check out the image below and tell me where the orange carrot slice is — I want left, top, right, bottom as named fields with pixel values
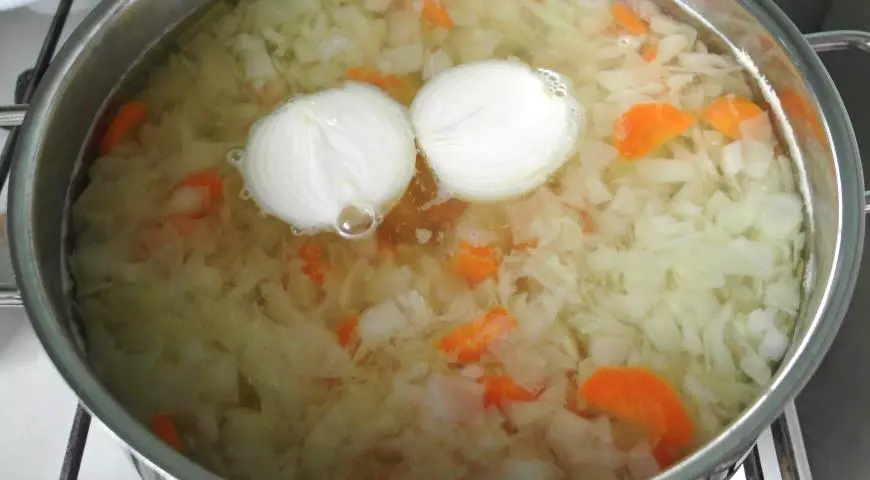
left=453, top=241, right=501, bottom=286
left=302, top=262, right=328, bottom=286
left=577, top=208, right=596, bottom=232
left=345, top=67, right=402, bottom=91
left=701, top=95, right=764, bottom=139
left=422, top=0, right=454, bottom=30
left=641, top=43, right=657, bottom=62
left=479, top=375, right=540, bottom=408
left=99, top=101, right=148, bottom=155
left=169, top=170, right=224, bottom=219
left=579, top=367, right=694, bottom=468
left=611, top=3, right=648, bottom=36
left=613, top=103, right=695, bottom=160
left=298, top=242, right=324, bottom=263
left=336, top=315, right=359, bottom=349
left=136, top=202, right=213, bottom=260
left=436, top=307, right=516, bottom=363
left=513, top=240, right=538, bottom=252
left=150, top=413, right=182, bottom=450
left=299, top=242, right=329, bottom=286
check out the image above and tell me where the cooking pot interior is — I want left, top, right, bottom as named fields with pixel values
left=11, top=0, right=862, bottom=478
left=35, top=0, right=218, bottom=347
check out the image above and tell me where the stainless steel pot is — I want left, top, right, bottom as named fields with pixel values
left=1, top=0, right=868, bottom=479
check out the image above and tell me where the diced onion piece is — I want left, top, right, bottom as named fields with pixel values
left=358, top=299, right=406, bottom=344
left=760, top=327, right=790, bottom=361
left=423, top=48, right=453, bottom=81
left=424, top=373, right=486, bottom=423
left=588, top=336, right=633, bottom=366
left=484, top=459, right=564, bottom=480
left=546, top=409, right=599, bottom=464
left=363, top=0, right=391, bottom=12
left=740, top=353, right=772, bottom=385
left=627, top=443, right=661, bottom=478
left=234, top=33, right=278, bottom=86
left=506, top=401, right=558, bottom=428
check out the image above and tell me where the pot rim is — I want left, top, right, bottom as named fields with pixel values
left=7, top=0, right=865, bottom=479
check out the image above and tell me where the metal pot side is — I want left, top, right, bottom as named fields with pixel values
left=5, top=0, right=868, bottom=479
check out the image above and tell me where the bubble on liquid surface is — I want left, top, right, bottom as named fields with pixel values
left=334, top=204, right=379, bottom=240
left=291, top=225, right=318, bottom=236
left=617, top=34, right=643, bottom=49
left=536, top=68, right=573, bottom=100
left=227, top=149, right=245, bottom=166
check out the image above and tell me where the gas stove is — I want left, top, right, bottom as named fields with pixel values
left=0, top=0, right=866, bottom=479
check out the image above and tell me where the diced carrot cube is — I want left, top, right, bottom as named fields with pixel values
left=336, top=315, right=359, bottom=349
left=453, top=241, right=501, bottom=286
left=613, top=103, right=695, bottom=160
left=150, top=413, right=183, bottom=451
left=99, top=101, right=148, bottom=155
left=701, top=95, right=764, bottom=139
left=479, top=375, right=540, bottom=408
left=611, top=3, right=648, bottom=36
left=579, top=367, right=695, bottom=468
left=422, top=0, right=454, bottom=30
left=299, top=241, right=329, bottom=286
left=436, top=307, right=517, bottom=363
left=170, top=170, right=224, bottom=219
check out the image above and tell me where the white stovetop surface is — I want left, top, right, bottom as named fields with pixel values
left=0, top=3, right=139, bottom=479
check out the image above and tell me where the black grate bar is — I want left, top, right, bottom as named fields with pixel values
left=22, top=0, right=75, bottom=101
left=0, top=0, right=94, bottom=478
left=59, top=404, right=92, bottom=480
left=0, top=0, right=76, bottom=189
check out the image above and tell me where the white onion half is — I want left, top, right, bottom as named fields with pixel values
left=238, top=82, right=417, bottom=233
left=411, top=59, right=584, bottom=202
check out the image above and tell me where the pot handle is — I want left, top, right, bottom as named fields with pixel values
left=805, top=30, right=870, bottom=53
left=804, top=30, right=870, bottom=214
left=0, top=221, right=22, bottom=307
left=0, top=287, right=23, bottom=307
left=0, top=104, right=27, bottom=128
left=0, top=103, right=26, bottom=307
